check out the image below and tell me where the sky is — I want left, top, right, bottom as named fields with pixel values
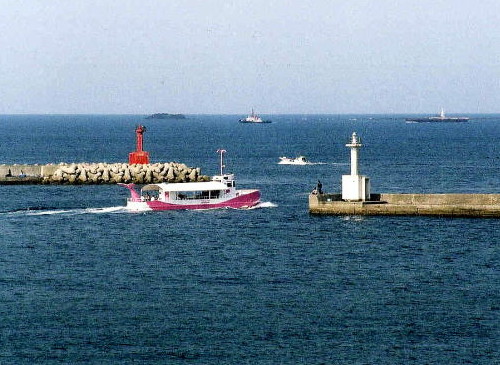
left=0, top=0, right=499, bottom=114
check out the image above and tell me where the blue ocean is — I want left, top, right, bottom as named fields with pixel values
left=1, top=114, right=499, bottom=364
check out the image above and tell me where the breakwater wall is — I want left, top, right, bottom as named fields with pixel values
left=0, top=163, right=209, bottom=185
left=309, top=193, right=500, bottom=217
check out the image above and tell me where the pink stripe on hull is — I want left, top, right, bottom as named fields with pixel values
left=146, top=190, right=261, bottom=211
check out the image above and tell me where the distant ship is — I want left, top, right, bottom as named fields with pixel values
left=405, top=108, right=469, bottom=123
left=146, top=113, right=186, bottom=120
left=239, top=109, right=271, bottom=123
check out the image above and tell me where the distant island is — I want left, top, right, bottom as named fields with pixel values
left=145, top=113, right=186, bottom=120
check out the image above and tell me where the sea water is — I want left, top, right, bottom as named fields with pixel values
left=0, top=114, right=499, bottom=364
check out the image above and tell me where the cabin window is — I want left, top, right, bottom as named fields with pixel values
left=174, top=190, right=222, bottom=200
left=142, top=191, right=159, bottom=201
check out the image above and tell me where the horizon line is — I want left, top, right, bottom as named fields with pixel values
left=1, top=112, right=498, bottom=116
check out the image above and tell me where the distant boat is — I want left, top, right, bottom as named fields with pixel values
left=278, top=156, right=310, bottom=165
left=239, top=109, right=271, bottom=123
left=405, top=108, right=469, bottom=123
left=146, top=113, right=186, bottom=120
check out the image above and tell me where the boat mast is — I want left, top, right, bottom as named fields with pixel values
left=217, top=149, right=226, bottom=175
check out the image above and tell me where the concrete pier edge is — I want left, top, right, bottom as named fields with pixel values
left=309, top=193, right=500, bottom=218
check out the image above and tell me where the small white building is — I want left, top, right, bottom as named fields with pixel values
left=342, top=132, right=371, bottom=201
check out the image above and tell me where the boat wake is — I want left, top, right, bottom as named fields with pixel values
left=278, top=161, right=349, bottom=165
left=280, top=162, right=327, bottom=165
left=252, top=201, right=278, bottom=209
left=2, top=202, right=277, bottom=216
left=2, top=206, right=127, bottom=216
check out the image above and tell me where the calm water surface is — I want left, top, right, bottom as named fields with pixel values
left=0, top=114, right=499, bottom=364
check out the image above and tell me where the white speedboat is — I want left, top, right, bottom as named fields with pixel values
left=278, top=156, right=309, bottom=165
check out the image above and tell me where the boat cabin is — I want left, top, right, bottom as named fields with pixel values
left=212, top=173, right=236, bottom=188
left=139, top=174, right=237, bottom=202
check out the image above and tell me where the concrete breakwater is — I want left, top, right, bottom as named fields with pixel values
left=309, top=193, right=500, bottom=218
left=0, top=162, right=209, bottom=185
left=309, top=132, right=500, bottom=218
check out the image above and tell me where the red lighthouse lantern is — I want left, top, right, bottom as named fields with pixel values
left=128, top=125, right=150, bottom=164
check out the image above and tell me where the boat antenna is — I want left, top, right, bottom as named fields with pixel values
left=216, top=149, right=226, bottom=175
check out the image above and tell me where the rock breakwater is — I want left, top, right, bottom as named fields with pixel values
left=0, top=162, right=209, bottom=185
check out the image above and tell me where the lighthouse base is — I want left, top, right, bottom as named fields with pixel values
left=129, top=151, right=150, bottom=164
left=342, top=175, right=370, bottom=201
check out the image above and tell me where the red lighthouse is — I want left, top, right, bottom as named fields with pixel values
left=128, top=125, right=150, bottom=164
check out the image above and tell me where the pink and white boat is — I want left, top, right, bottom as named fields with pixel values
left=119, top=150, right=261, bottom=211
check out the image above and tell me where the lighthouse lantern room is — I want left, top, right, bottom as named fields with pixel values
left=342, top=132, right=371, bottom=201
left=128, top=125, right=150, bottom=164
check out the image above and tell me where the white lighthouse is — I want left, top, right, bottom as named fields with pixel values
left=342, top=132, right=371, bottom=201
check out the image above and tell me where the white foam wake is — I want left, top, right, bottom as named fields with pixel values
left=3, top=203, right=277, bottom=216
left=26, top=209, right=70, bottom=216
left=18, top=206, right=127, bottom=216
left=84, top=206, right=126, bottom=214
left=252, top=201, right=278, bottom=209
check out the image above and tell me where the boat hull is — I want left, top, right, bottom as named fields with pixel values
left=239, top=120, right=272, bottom=123
left=126, top=189, right=261, bottom=211
left=278, top=161, right=308, bottom=165
left=406, top=109, right=469, bottom=123
left=405, top=118, right=469, bottom=123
